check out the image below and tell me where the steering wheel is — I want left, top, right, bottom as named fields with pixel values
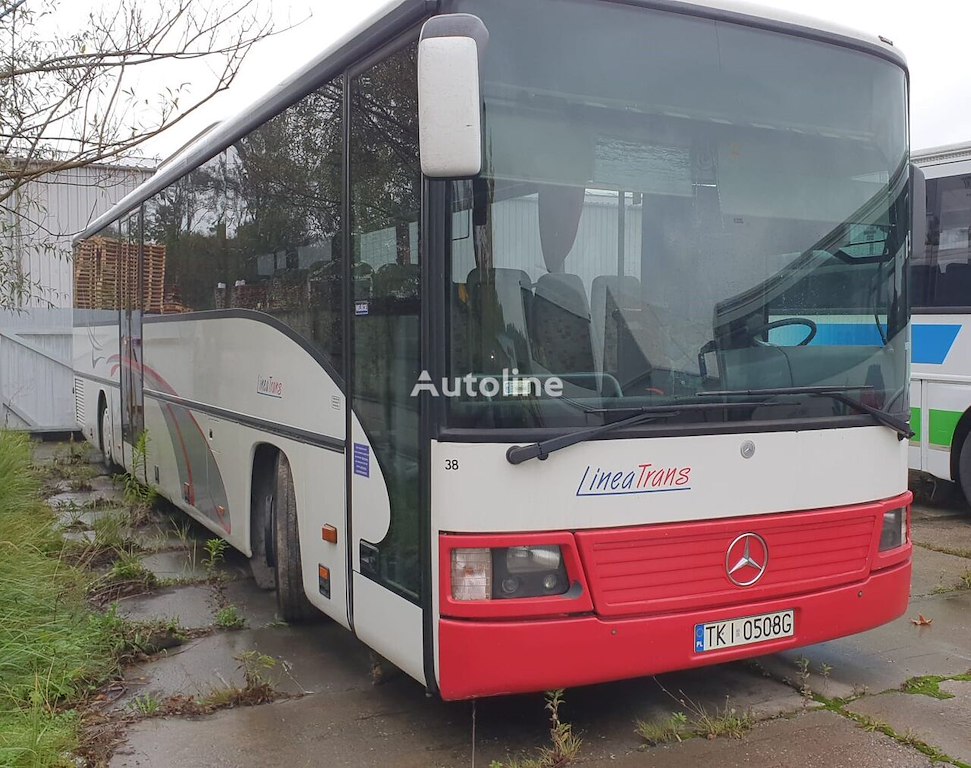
left=750, top=317, right=817, bottom=346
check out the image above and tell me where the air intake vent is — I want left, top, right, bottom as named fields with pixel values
left=73, top=377, right=85, bottom=426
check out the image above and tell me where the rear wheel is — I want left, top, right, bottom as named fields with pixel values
left=272, top=453, right=317, bottom=622
left=99, top=402, right=118, bottom=472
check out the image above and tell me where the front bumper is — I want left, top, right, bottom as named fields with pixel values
left=438, top=557, right=911, bottom=700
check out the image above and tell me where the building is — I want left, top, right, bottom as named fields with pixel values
left=0, top=161, right=153, bottom=431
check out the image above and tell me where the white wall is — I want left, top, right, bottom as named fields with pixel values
left=0, top=163, right=153, bottom=430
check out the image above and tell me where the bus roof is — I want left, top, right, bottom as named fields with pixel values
left=913, top=142, right=971, bottom=167
left=76, top=0, right=906, bottom=243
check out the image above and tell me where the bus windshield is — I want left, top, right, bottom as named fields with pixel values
left=444, top=0, right=909, bottom=432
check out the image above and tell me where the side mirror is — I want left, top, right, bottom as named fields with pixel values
left=418, top=14, right=489, bottom=178
left=910, top=163, right=926, bottom=260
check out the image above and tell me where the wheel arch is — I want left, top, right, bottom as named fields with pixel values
left=948, top=406, right=971, bottom=482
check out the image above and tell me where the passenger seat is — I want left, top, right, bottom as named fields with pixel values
left=529, top=272, right=595, bottom=373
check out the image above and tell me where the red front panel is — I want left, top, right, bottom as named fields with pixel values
left=437, top=492, right=912, bottom=700
left=439, top=560, right=910, bottom=700
left=574, top=500, right=902, bottom=617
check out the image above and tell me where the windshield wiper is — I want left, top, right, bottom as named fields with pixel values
left=697, top=385, right=913, bottom=440
left=505, top=402, right=765, bottom=465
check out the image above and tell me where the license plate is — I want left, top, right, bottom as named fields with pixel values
left=694, top=609, right=794, bottom=652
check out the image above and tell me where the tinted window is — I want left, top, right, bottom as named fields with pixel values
left=913, top=174, right=971, bottom=309
left=350, top=42, right=421, bottom=599
left=142, top=78, right=345, bottom=366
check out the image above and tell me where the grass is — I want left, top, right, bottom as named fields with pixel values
left=635, top=693, right=754, bottom=746
left=215, top=605, right=246, bottom=630
left=0, top=431, right=119, bottom=766
left=901, top=672, right=971, bottom=700
left=490, top=690, right=581, bottom=768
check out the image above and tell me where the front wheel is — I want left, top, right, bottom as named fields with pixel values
left=957, top=432, right=971, bottom=511
left=272, top=453, right=317, bottom=622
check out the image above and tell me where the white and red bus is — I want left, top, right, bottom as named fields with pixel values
left=73, top=0, right=917, bottom=700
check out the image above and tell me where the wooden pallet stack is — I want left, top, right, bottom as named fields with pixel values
left=73, top=236, right=166, bottom=313
left=142, top=243, right=167, bottom=314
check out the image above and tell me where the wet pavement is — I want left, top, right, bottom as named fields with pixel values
left=32, top=441, right=971, bottom=768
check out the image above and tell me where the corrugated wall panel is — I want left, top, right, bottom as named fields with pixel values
left=1, top=164, right=152, bottom=429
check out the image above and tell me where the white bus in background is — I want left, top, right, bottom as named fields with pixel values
left=910, top=142, right=971, bottom=504
left=74, top=0, right=917, bottom=700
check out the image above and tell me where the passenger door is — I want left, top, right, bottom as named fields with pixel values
left=347, top=39, right=426, bottom=683
left=119, top=211, right=145, bottom=471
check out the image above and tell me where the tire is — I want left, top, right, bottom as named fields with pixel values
left=99, top=403, right=118, bottom=472
left=272, top=453, right=317, bottom=623
left=249, top=470, right=276, bottom=591
left=957, top=432, right=971, bottom=510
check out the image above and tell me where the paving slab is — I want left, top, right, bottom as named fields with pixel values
left=113, top=585, right=217, bottom=628
left=607, top=709, right=940, bottom=768
left=53, top=503, right=130, bottom=531
left=138, top=550, right=210, bottom=582
left=756, top=590, right=971, bottom=700
left=221, top=579, right=280, bottom=628
left=848, top=681, right=971, bottom=766
left=48, top=488, right=125, bottom=508
left=110, top=692, right=929, bottom=768
left=113, top=621, right=375, bottom=711
left=911, top=546, right=971, bottom=597
left=913, top=517, right=971, bottom=560
left=110, top=648, right=804, bottom=765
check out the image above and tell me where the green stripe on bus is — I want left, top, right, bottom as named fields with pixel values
left=910, top=407, right=921, bottom=442
left=928, top=409, right=962, bottom=448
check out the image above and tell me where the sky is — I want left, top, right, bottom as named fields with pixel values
left=145, top=0, right=970, bottom=160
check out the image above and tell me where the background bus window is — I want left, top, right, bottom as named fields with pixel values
left=914, top=175, right=971, bottom=309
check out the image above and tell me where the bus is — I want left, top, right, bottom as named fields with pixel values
left=910, top=142, right=971, bottom=506
left=73, top=0, right=917, bottom=700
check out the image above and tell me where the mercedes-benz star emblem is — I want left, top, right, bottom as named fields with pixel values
left=725, top=532, right=768, bottom=587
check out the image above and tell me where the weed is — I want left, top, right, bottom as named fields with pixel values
left=130, top=694, right=162, bottom=716
left=122, top=430, right=158, bottom=509
left=204, top=537, right=228, bottom=578
left=100, top=609, right=186, bottom=661
left=92, top=508, right=132, bottom=552
left=961, top=571, right=971, bottom=590
left=216, top=605, right=246, bottom=630
left=635, top=711, right=689, bottom=745
left=794, top=655, right=812, bottom=696
left=692, top=700, right=752, bottom=740
left=88, top=553, right=158, bottom=603
left=491, top=690, right=581, bottom=768
left=636, top=686, right=754, bottom=747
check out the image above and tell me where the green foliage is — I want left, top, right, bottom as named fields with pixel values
left=0, top=431, right=119, bottom=765
left=122, top=431, right=157, bottom=509
left=490, top=690, right=581, bottom=768
left=635, top=695, right=753, bottom=746
left=204, top=537, right=228, bottom=578
left=129, top=694, right=161, bottom=716
left=635, top=712, right=689, bottom=745
left=215, top=605, right=245, bottom=630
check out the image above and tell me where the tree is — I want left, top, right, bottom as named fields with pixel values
left=0, top=0, right=280, bottom=309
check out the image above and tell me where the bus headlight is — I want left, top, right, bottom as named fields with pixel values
left=878, top=508, right=907, bottom=551
left=450, top=545, right=568, bottom=600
